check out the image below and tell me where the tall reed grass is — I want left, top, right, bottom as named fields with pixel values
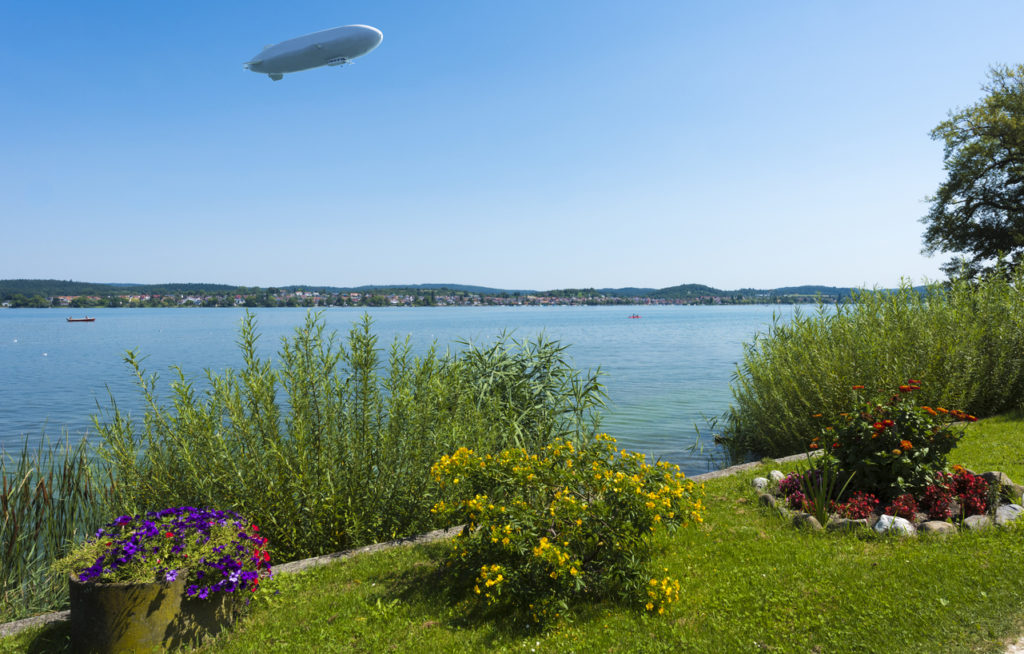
left=94, top=312, right=605, bottom=562
left=0, top=436, right=111, bottom=622
left=720, top=270, right=1024, bottom=461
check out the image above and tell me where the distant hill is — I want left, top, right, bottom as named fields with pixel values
left=0, top=280, right=241, bottom=297
left=0, top=279, right=919, bottom=303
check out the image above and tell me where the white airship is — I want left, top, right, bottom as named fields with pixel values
left=244, top=24, right=382, bottom=81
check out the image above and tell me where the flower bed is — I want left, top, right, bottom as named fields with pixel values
left=751, top=381, right=1024, bottom=535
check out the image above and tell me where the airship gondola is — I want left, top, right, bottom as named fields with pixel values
left=244, top=24, right=382, bottom=81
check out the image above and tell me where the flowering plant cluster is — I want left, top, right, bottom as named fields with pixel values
left=811, top=380, right=973, bottom=501
left=883, top=493, right=919, bottom=521
left=54, top=507, right=272, bottom=599
left=430, top=434, right=704, bottom=623
left=947, top=467, right=989, bottom=516
left=834, top=491, right=879, bottom=520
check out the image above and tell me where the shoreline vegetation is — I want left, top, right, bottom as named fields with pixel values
left=0, top=279, right=871, bottom=309
left=3, top=272, right=1024, bottom=651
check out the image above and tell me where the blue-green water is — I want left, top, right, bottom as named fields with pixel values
left=0, top=305, right=793, bottom=475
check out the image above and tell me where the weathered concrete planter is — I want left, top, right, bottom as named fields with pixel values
left=69, top=575, right=235, bottom=653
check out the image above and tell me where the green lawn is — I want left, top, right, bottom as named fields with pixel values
left=5, top=413, right=1024, bottom=653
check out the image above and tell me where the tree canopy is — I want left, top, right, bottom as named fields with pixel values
left=921, top=64, right=1024, bottom=279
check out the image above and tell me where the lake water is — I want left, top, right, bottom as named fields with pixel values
left=0, top=306, right=794, bottom=476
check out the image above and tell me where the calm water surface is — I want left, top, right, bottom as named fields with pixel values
left=0, top=306, right=793, bottom=475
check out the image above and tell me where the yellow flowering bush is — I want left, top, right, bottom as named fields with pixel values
left=430, top=434, right=704, bottom=623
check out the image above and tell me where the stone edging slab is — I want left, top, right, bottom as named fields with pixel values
left=0, top=454, right=800, bottom=639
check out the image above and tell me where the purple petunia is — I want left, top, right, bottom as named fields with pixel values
left=73, top=506, right=272, bottom=598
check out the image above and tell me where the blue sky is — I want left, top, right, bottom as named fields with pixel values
left=3, top=2, right=1023, bottom=290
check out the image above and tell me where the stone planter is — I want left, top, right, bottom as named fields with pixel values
left=69, top=575, right=235, bottom=653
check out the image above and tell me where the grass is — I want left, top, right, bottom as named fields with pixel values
left=5, top=414, right=1024, bottom=653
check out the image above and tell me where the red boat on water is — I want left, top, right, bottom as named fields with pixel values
left=66, top=316, right=95, bottom=322
left=628, top=314, right=641, bottom=319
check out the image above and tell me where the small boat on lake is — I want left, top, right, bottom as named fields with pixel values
left=628, top=314, right=641, bottom=319
left=66, top=316, right=95, bottom=323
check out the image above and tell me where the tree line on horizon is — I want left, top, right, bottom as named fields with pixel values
left=0, top=278, right=867, bottom=309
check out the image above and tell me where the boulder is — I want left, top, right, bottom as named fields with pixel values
left=769, top=470, right=786, bottom=484
left=1002, top=483, right=1024, bottom=503
left=981, top=471, right=1015, bottom=489
left=752, top=477, right=769, bottom=491
left=793, top=513, right=822, bottom=530
left=826, top=518, right=868, bottom=532
left=758, top=493, right=776, bottom=509
left=961, top=514, right=993, bottom=531
left=919, top=521, right=957, bottom=536
left=874, top=514, right=916, bottom=536
left=995, top=504, right=1024, bottom=526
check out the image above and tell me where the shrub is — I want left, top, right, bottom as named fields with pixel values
left=810, top=381, right=969, bottom=501
left=94, top=311, right=605, bottom=562
left=429, top=435, right=705, bottom=623
left=721, top=270, right=1024, bottom=461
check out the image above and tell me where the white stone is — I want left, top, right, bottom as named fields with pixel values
left=873, top=514, right=916, bottom=536
left=962, top=514, right=993, bottom=531
left=996, top=504, right=1024, bottom=526
left=752, top=477, right=769, bottom=491
left=769, top=470, right=786, bottom=483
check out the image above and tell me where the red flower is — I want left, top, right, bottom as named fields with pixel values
left=882, top=419, right=895, bottom=427
left=832, top=442, right=840, bottom=448
left=165, top=532, right=174, bottom=538
left=852, top=385, right=865, bottom=390
left=898, top=385, right=911, bottom=392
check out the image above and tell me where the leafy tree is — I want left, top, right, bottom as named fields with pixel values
left=922, top=64, right=1024, bottom=279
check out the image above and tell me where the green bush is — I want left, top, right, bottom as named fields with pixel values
left=810, top=381, right=972, bottom=501
left=721, top=269, right=1024, bottom=461
left=428, top=434, right=705, bottom=623
left=94, top=311, right=605, bottom=563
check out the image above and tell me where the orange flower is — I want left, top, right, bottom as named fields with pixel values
left=852, top=385, right=865, bottom=390
left=936, top=407, right=948, bottom=414
left=892, top=449, right=902, bottom=456
left=900, top=440, right=913, bottom=450
left=812, top=413, right=823, bottom=418
left=921, top=406, right=938, bottom=416
left=809, top=443, right=819, bottom=450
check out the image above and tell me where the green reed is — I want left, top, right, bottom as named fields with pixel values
left=93, top=311, right=605, bottom=563
left=0, top=436, right=111, bottom=622
left=720, top=269, right=1024, bottom=461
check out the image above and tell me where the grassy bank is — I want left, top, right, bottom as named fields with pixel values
left=6, top=413, right=1024, bottom=653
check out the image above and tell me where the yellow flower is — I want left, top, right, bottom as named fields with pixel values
left=645, top=602, right=654, bottom=611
